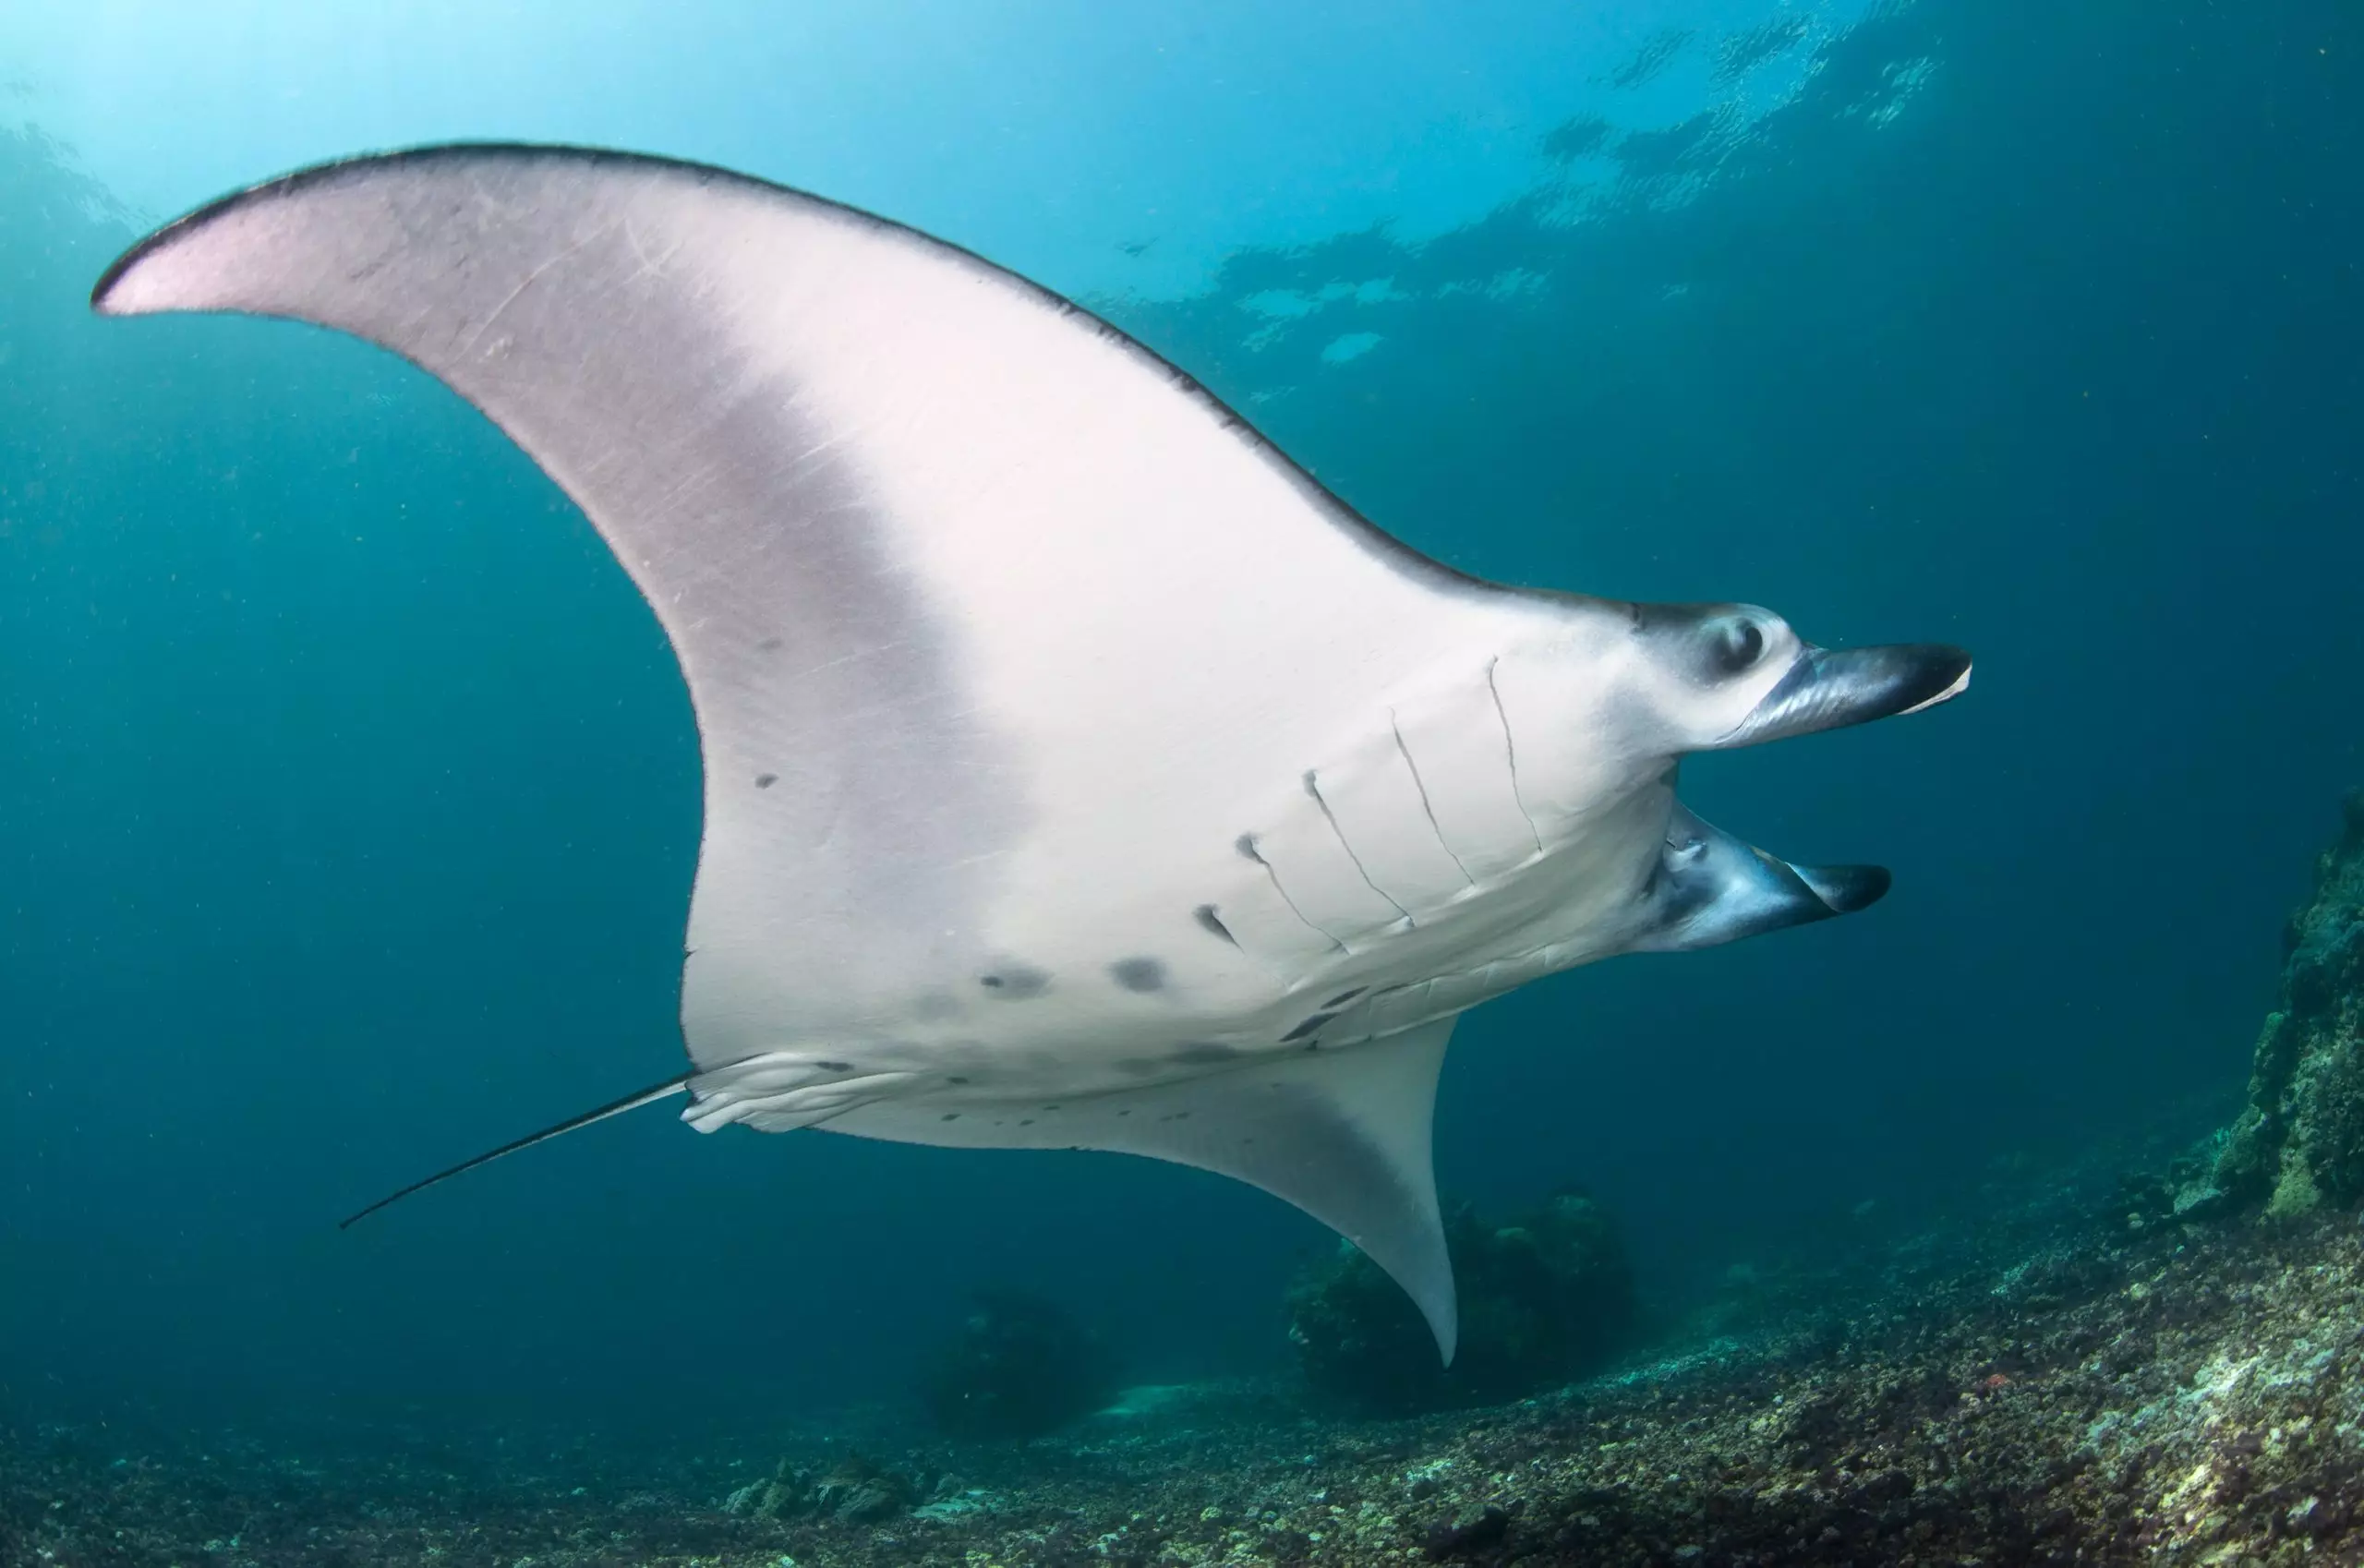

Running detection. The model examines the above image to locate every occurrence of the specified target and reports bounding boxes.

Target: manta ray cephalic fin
[826,1016,1462,1361]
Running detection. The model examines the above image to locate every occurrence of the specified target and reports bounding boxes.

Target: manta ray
[93,146,1969,1359]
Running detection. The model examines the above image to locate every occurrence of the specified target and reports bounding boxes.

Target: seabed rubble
[8,1185,2364,1568]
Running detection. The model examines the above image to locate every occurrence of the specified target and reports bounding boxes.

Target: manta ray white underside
[94,146,1969,1360]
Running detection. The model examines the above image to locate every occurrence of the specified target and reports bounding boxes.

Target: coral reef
[919,1289,1121,1441]
[1287,1189,1636,1414]
[2213,790,2364,1213]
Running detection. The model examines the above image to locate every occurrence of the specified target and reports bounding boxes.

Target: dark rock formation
[918,1289,1119,1441]
[2214,790,2364,1213]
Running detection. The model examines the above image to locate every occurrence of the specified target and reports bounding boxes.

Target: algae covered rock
[2213,791,2364,1212]
[723,1450,913,1522]
[920,1288,1120,1440]
[1285,1189,1634,1412]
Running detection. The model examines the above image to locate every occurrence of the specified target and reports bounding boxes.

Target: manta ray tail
[338,1074,691,1230]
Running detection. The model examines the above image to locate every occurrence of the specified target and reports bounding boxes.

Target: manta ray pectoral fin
[92,146,1487,1067]
[1631,801,1890,955]
[823,1017,1464,1363]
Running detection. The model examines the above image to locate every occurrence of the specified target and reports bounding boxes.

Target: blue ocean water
[2,0,2358,1456]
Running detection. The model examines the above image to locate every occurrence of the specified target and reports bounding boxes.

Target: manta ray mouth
[1723,642,1972,746]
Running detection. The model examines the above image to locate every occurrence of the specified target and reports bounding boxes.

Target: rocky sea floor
[9,1157,2364,1568]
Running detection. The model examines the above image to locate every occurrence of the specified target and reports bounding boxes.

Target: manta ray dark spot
[979,964,1049,998]
[755,636,783,651]
[1110,957,1167,993]
[946,1075,970,1085]
[940,1112,959,1121]
[1194,905,1240,947]
[1019,1118,1034,1126]
[1282,1010,1340,1043]
[754,772,778,789]
[1171,1042,1240,1065]
[815,1061,851,1072]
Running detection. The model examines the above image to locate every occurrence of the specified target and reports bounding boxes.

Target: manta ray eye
[1707,617,1765,676]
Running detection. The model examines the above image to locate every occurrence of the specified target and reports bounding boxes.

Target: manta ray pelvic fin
[827,1016,1463,1361]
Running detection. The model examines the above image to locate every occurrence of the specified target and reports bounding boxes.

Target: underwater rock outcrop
[918,1288,1120,1441]
[722,1450,914,1523]
[2213,790,2364,1214]
[1286,1189,1635,1413]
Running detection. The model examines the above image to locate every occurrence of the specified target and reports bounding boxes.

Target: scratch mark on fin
[460,228,603,356]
